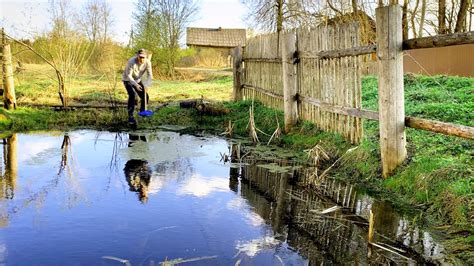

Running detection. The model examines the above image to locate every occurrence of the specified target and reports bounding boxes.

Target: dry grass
[12,64,233,106]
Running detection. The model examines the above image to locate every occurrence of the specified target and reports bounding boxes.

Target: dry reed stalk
[220,120,234,137]
[368,209,375,243]
[247,104,259,143]
[319,146,359,180]
[267,116,282,145]
[304,142,330,166]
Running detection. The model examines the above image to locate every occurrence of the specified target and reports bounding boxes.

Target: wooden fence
[242,33,284,111]
[297,23,363,143]
[236,159,436,263]
[233,5,474,177]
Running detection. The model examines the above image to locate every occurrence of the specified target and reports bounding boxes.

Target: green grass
[1,70,473,261]
[12,64,233,106]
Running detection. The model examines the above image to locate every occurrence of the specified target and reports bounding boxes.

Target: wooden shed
[186,27,246,48]
[185,27,246,67]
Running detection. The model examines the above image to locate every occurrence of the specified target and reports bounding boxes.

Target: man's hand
[135,84,143,91]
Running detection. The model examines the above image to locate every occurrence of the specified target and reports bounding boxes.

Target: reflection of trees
[58,134,71,175]
[0,134,17,200]
[154,158,194,181]
[124,159,152,203]
[56,134,86,208]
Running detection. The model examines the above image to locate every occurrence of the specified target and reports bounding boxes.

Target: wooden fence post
[232,46,243,101]
[281,32,298,132]
[376,5,406,178]
[0,28,3,96]
[2,29,16,110]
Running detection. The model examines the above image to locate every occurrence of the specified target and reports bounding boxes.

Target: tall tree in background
[438,0,447,33]
[241,0,325,33]
[50,0,73,38]
[132,0,198,76]
[156,0,198,75]
[455,0,471,32]
[133,0,161,52]
[402,0,409,40]
[78,0,112,43]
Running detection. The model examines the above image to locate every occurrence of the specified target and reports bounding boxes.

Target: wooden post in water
[4,134,17,198]
[376,5,406,178]
[281,32,298,132]
[232,46,243,101]
[2,28,16,110]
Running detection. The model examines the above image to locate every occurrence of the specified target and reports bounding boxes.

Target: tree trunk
[402,0,409,40]
[418,0,426,37]
[411,0,420,38]
[439,0,447,34]
[352,0,358,13]
[276,0,283,33]
[455,0,470,32]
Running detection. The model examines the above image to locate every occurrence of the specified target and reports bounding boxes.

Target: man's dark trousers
[124,81,149,117]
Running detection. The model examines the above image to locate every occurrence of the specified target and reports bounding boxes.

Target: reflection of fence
[237,160,413,264]
[237,159,446,263]
[233,5,474,177]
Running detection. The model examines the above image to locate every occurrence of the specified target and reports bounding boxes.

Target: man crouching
[122,49,153,125]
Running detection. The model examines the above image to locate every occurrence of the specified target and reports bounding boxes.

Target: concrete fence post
[281,32,298,132]
[376,5,406,177]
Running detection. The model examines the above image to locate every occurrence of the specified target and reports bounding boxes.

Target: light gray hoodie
[122,56,153,88]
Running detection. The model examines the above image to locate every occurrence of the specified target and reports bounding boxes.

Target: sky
[0,0,248,44]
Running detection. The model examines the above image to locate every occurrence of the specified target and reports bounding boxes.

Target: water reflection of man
[128,134,147,147]
[124,159,152,203]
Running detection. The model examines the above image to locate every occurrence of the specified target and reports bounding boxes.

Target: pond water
[0,130,447,265]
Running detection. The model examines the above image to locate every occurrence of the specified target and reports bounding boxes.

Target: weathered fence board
[282,32,298,132]
[242,33,284,110]
[376,6,406,178]
[297,23,363,143]
[237,8,473,177]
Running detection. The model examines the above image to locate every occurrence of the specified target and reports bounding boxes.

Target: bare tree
[438,0,447,33]
[133,0,161,54]
[241,0,324,33]
[455,0,471,32]
[418,0,427,37]
[77,0,113,43]
[49,0,73,38]
[156,0,198,75]
[133,0,198,76]
[402,0,409,40]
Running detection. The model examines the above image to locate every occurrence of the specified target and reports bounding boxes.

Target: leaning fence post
[376,5,406,178]
[232,46,243,101]
[281,31,298,132]
[2,29,16,110]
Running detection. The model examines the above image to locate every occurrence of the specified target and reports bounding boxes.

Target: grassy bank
[0,70,472,261]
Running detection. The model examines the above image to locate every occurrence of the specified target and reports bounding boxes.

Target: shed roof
[186,27,246,48]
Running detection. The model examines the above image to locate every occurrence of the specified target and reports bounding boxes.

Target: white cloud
[177,174,228,197]
[236,236,279,257]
